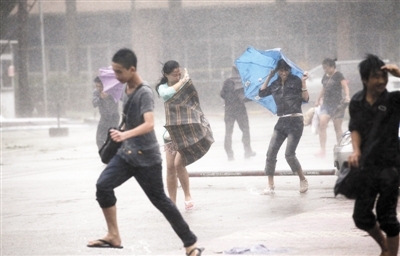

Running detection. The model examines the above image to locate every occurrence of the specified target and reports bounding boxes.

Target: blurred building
[1,0,399,117]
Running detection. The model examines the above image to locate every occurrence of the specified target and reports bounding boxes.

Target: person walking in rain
[220,66,256,161]
[348,55,400,256]
[314,58,350,158]
[259,59,309,195]
[92,76,120,149]
[155,60,195,211]
[87,49,203,256]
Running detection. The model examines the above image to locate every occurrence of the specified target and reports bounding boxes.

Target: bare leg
[175,153,193,204]
[332,118,343,143]
[297,168,306,181]
[368,224,389,256]
[262,175,276,195]
[297,168,308,193]
[268,175,274,188]
[387,235,399,256]
[316,114,331,156]
[166,150,178,204]
[87,206,122,247]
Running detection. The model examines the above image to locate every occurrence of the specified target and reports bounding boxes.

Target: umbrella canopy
[164,79,214,166]
[98,66,124,103]
[235,47,304,114]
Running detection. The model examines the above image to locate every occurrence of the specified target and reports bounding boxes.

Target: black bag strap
[119,84,143,130]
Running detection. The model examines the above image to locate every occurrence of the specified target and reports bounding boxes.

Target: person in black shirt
[348,54,400,256]
[220,66,256,161]
[314,58,350,158]
[259,59,309,195]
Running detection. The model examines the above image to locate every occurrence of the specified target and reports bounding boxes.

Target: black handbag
[98,119,125,164]
[334,161,361,199]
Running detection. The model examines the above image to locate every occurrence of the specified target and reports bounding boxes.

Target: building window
[49,47,67,72]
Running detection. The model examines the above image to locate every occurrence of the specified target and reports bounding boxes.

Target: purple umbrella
[98,66,124,103]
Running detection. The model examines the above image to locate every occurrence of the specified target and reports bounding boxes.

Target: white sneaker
[300,179,308,193]
[262,185,275,195]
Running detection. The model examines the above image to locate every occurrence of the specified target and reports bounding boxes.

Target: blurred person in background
[259,59,309,195]
[314,58,350,158]
[348,55,400,256]
[220,66,256,161]
[92,76,120,150]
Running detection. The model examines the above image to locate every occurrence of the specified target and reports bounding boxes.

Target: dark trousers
[224,108,252,157]
[265,116,303,176]
[353,166,399,237]
[96,154,197,247]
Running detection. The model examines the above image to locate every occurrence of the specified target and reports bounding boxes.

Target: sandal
[185,200,195,210]
[186,247,204,256]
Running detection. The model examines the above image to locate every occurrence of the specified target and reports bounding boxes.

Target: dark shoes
[244,151,256,159]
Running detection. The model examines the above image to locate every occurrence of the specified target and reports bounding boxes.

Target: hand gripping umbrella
[98,66,124,103]
[235,47,304,114]
[164,79,214,166]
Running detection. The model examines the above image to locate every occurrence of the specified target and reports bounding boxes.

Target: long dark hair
[155,60,180,96]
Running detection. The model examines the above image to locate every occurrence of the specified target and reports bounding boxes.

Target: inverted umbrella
[98,66,124,103]
[235,47,304,114]
[164,79,214,166]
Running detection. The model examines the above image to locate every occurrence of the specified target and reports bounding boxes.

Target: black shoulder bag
[98,86,141,164]
[334,99,388,199]
[98,116,126,164]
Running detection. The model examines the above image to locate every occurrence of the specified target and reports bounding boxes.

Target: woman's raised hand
[181,68,190,84]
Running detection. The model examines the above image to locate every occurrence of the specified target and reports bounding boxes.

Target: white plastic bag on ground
[311,106,320,135]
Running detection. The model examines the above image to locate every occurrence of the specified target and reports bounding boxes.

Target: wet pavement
[2,111,397,255]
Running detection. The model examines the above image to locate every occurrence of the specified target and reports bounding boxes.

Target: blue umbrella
[235,47,304,114]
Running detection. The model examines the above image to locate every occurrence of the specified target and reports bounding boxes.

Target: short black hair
[358,54,386,82]
[275,59,291,72]
[112,48,137,70]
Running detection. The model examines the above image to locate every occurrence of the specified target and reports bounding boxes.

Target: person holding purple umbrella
[92,76,120,149]
[259,59,309,195]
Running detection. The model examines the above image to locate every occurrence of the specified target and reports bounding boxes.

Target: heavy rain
[1,0,400,255]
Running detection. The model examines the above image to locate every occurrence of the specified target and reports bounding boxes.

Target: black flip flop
[87,239,123,249]
[186,247,204,256]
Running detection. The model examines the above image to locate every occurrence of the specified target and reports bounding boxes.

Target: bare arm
[315,86,324,107]
[301,72,309,102]
[341,80,350,102]
[171,68,190,91]
[260,69,276,90]
[381,64,400,78]
[109,112,155,142]
[348,130,362,168]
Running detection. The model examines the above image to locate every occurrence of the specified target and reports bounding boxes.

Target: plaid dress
[164,80,214,166]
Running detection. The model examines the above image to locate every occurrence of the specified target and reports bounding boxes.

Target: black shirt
[220,77,246,114]
[321,71,345,108]
[349,90,400,168]
[259,74,306,116]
